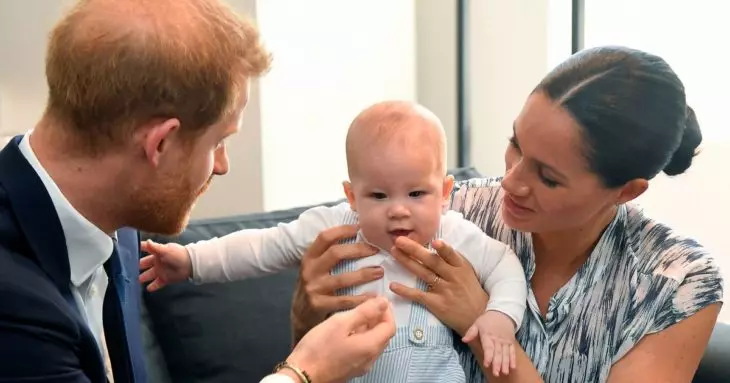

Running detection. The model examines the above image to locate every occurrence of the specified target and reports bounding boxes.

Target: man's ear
[616,178,648,205]
[343,181,357,212]
[136,118,181,167]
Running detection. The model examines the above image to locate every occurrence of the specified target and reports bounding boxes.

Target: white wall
[467,0,552,176]
[0,0,76,134]
[582,0,730,323]
[255,0,417,212]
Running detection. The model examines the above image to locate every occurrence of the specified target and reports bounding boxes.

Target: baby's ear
[442,175,455,200]
[342,181,357,212]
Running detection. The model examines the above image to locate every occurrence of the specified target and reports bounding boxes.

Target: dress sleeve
[449,177,512,243]
[648,248,724,334]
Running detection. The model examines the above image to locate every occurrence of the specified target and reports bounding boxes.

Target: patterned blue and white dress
[450,177,724,383]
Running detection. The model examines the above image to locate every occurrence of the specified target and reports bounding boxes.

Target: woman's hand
[389,237,489,337]
[291,224,382,343]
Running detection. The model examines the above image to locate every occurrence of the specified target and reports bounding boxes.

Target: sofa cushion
[141,167,483,383]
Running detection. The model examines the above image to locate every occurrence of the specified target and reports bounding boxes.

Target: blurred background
[1,0,727,322]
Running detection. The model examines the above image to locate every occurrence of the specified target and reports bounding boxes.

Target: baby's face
[344,145,452,252]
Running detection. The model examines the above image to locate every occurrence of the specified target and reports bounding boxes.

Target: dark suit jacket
[0,136,147,382]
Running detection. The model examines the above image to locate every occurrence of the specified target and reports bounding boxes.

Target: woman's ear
[342,181,357,212]
[616,178,649,205]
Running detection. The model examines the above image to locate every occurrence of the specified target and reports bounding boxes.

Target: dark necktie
[103,239,132,383]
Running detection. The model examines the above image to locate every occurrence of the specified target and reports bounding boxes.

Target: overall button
[413,328,424,340]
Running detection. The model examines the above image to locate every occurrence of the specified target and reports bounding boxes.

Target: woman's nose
[502,161,530,197]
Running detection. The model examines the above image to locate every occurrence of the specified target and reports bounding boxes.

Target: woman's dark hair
[536,46,702,188]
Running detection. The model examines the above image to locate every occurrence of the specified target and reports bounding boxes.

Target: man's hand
[462,310,517,377]
[286,296,396,383]
[138,240,193,292]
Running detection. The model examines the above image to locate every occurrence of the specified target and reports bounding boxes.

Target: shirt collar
[18,132,113,286]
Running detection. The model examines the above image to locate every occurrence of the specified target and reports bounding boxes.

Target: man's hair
[44,0,271,153]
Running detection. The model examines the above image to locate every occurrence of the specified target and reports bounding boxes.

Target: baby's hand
[462,310,517,377]
[139,240,193,292]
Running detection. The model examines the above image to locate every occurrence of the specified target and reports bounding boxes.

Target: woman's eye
[539,173,559,188]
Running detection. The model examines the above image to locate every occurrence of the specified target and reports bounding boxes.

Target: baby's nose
[387,204,410,219]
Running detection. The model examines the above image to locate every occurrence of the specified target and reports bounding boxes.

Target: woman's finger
[303,224,360,263]
[319,267,384,293]
[389,282,433,307]
[393,236,452,278]
[390,247,441,286]
[432,239,465,267]
[317,243,378,276]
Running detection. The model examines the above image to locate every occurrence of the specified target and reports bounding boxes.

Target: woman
[290,46,724,382]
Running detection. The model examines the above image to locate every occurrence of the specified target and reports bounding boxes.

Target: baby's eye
[409,191,426,198]
[370,192,387,200]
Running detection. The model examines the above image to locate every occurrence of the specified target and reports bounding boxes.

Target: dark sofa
[139,167,730,383]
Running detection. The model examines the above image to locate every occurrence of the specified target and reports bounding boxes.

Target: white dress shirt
[259,374,295,383]
[18,133,113,354]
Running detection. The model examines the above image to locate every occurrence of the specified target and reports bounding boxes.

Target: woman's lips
[503,194,534,219]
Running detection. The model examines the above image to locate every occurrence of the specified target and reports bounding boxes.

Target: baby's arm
[189,203,348,284]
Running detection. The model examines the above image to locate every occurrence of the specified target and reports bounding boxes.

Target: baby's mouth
[388,229,413,238]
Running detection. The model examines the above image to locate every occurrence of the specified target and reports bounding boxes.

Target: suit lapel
[0,135,107,381]
[0,136,72,295]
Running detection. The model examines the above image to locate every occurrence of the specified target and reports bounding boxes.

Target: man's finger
[320,267,384,293]
[139,268,156,283]
[304,224,359,262]
[339,296,389,333]
[350,302,396,355]
[315,294,375,314]
[432,239,465,267]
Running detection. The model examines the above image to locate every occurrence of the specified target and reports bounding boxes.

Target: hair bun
[662,106,702,176]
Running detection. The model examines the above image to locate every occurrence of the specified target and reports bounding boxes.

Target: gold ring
[430,274,441,286]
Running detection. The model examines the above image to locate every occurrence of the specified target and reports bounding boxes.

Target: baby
[140,100,527,382]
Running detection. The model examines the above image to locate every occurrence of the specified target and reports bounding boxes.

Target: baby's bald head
[345,101,447,180]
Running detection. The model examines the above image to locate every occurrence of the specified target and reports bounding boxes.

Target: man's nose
[213,145,229,176]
